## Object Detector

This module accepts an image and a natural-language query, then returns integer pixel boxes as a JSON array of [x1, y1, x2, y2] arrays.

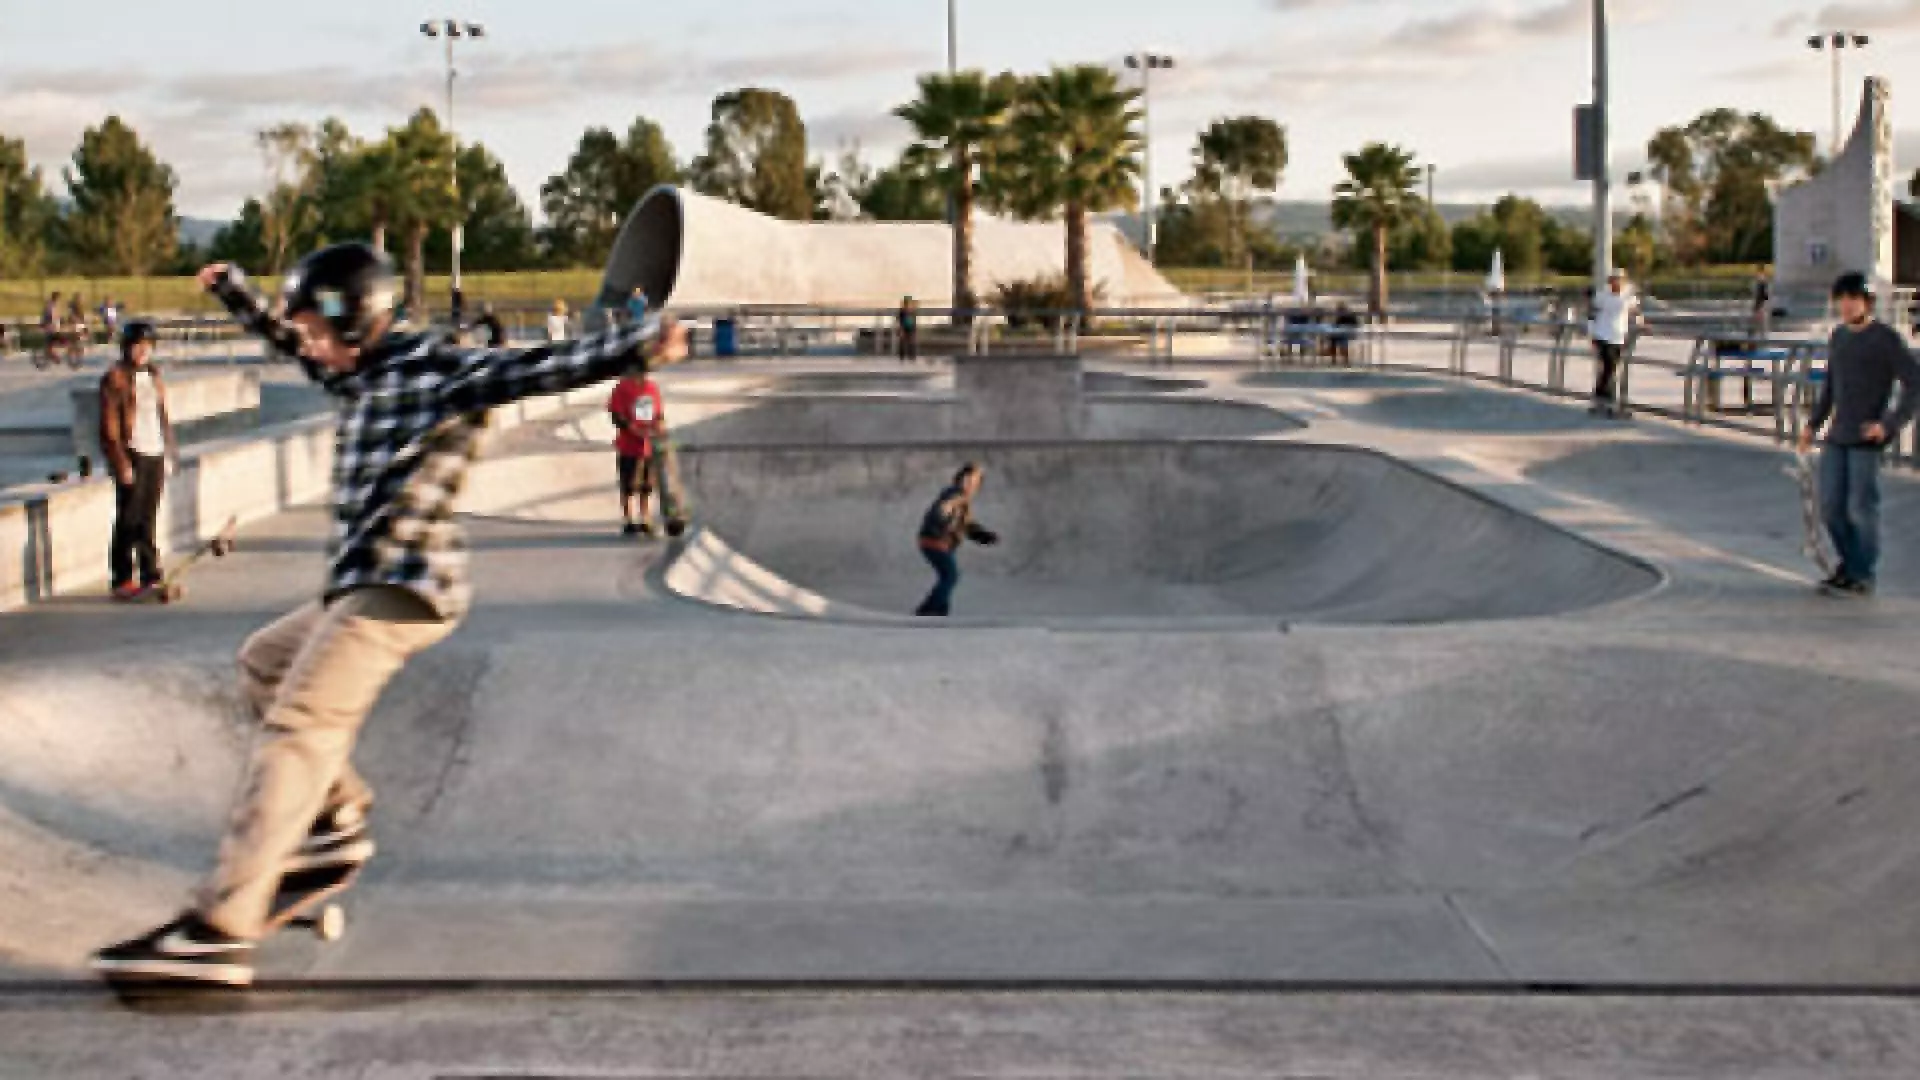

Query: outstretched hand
[[975, 529, 1001, 547], [196, 263, 231, 291]]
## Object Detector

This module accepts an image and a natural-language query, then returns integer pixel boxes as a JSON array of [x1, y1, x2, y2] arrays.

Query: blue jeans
[[916, 547, 959, 617], [1821, 445, 1883, 583]]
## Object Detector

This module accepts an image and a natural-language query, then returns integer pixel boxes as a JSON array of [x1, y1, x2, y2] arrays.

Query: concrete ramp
[[671, 443, 1656, 625]]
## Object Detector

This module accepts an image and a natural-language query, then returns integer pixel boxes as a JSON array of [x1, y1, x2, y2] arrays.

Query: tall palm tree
[[1006, 65, 1143, 313], [896, 71, 1017, 319], [1331, 143, 1422, 317]]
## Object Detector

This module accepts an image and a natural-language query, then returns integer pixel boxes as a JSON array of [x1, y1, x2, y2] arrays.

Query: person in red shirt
[[607, 359, 666, 536]]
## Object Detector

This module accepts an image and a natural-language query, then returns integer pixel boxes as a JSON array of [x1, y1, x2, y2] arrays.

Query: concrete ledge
[[70, 367, 262, 465], [0, 384, 601, 611]]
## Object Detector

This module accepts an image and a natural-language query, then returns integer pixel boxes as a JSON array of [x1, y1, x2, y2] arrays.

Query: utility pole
[[1590, 0, 1613, 294], [420, 18, 485, 321], [1124, 52, 1175, 263], [947, 0, 957, 74]]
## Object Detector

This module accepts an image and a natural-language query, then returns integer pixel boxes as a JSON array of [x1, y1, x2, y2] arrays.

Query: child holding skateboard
[[99, 321, 176, 601], [608, 357, 667, 536], [1797, 271, 1920, 597], [91, 243, 686, 986], [915, 463, 998, 617]]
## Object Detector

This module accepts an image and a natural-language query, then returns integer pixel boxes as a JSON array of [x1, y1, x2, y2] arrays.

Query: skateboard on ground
[[99, 864, 359, 995], [1789, 450, 1839, 580], [141, 515, 238, 604], [653, 434, 690, 538]]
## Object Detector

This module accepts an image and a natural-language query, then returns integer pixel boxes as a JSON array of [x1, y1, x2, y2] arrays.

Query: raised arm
[[200, 264, 332, 386], [431, 318, 685, 413]]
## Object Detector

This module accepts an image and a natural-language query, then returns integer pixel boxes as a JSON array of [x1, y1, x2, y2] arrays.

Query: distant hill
[[178, 216, 224, 249]]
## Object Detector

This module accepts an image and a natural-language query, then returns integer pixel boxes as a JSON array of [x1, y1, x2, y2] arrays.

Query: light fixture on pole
[[1807, 31, 1870, 159], [420, 18, 486, 321], [1124, 51, 1175, 264]]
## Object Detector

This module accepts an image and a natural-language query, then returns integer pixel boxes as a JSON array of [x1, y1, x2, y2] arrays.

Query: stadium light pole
[[1590, 0, 1613, 295], [1808, 31, 1870, 158], [420, 18, 485, 320], [1125, 52, 1175, 264]]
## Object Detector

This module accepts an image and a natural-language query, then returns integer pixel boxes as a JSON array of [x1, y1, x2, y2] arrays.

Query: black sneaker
[[1841, 578, 1877, 598], [1818, 571, 1850, 592], [91, 912, 254, 986], [287, 805, 376, 873], [622, 522, 642, 537]]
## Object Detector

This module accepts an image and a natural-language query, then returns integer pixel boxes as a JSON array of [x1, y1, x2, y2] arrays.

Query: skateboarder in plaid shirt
[[92, 243, 686, 986]]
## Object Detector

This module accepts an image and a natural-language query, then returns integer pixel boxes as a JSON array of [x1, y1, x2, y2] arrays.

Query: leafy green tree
[[60, 115, 178, 276], [998, 65, 1143, 312], [1614, 213, 1662, 277], [1331, 142, 1421, 315], [690, 88, 811, 220], [209, 198, 269, 267], [1541, 217, 1592, 276], [374, 108, 461, 311], [850, 150, 947, 222], [539, 118, 680, 266], [1191, 116, 1288, 269], [0, 134, 55, 276], [430, 143, 538, 272], [896, 70, 1019, 314], [1387, 202, 1451, 271], [1646, 109, 1816, 265], [256, 122, 319, 274]]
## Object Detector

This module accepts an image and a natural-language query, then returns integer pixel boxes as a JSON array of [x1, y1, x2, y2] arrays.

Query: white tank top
[[130, 370, 166, 456]]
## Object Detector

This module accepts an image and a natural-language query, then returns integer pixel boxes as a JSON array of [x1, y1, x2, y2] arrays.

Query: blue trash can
[[714, 317, 738, 358]]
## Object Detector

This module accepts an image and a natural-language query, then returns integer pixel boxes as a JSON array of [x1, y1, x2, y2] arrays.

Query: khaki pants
[[197, 587, 455, 938]]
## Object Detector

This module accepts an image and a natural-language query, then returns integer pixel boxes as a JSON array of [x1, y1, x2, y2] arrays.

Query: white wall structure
[[623, 187, 1184, 310], [1775, 77, 1898, 307]]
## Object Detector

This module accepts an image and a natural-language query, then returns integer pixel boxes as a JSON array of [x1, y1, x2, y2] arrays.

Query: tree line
[[0, 77, 1839, 316]]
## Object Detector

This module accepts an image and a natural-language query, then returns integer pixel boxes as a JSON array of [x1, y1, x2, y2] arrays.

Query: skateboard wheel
[[315, 904, 346, 942], [666, 519, 687, 538]]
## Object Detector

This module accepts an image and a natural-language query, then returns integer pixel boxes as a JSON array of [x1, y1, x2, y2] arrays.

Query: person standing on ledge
[[1798, 272, 1920, 597], [915, 463, 998, 617], [1588, 268, 1643, 417], [90, 243, 686, 987], [99, 320, 176, 601]]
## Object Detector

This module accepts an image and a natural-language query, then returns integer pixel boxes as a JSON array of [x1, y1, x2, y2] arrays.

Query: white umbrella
[[1486, 248, 1507, 294], [1291, 255, 1312, 306]]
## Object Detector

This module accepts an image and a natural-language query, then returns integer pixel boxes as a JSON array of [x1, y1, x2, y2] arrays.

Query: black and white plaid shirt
[[213, 269, 660, 620]]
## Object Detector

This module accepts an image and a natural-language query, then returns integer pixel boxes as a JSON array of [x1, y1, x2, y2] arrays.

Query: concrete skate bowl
[[1240, 370, 1446, 391], [663, 442, 1658, 626], [549, 394, 1304, 449]]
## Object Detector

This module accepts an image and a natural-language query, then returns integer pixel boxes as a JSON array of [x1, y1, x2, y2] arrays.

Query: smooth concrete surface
[[653, 442, 1657, 624], [9, 988, 1920, 1079], [613, 186, 1182, 309], [5, 358, 1920, 1071]]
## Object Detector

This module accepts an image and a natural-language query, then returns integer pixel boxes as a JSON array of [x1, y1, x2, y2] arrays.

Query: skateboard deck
[[265, 863, 359, 943], [654, 435, 690, 538], [143, 515, 238, 604], [584, 185, 681, 334], [1790, 450, 1839, 579]]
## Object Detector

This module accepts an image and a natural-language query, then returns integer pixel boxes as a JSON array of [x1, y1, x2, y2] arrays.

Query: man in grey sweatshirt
[[1798, 272, 1920, 595]]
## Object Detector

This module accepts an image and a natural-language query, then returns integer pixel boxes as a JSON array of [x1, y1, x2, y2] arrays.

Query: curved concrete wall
[[611, 186, 1184, 310]]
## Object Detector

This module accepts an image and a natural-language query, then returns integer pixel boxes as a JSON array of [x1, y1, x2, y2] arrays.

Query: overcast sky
[[1, 0, 1916, 222]]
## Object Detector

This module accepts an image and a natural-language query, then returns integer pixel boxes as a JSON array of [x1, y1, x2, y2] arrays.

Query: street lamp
[[420, 18, 486, 321], [1124, 51, 1175, 264], [1808, 31, 1870, 159]]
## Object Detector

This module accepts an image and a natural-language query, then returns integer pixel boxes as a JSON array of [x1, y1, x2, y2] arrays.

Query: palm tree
[[1004, 65, 1143, 313], [895, 71, 1017, 320], [1331, 143, 1422, 317]]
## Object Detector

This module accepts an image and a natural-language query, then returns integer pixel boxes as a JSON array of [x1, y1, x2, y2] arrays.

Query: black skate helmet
[[281, 242, 398, 346], [119, 320, 158, 359], [1831, 271, 1876, 300]]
